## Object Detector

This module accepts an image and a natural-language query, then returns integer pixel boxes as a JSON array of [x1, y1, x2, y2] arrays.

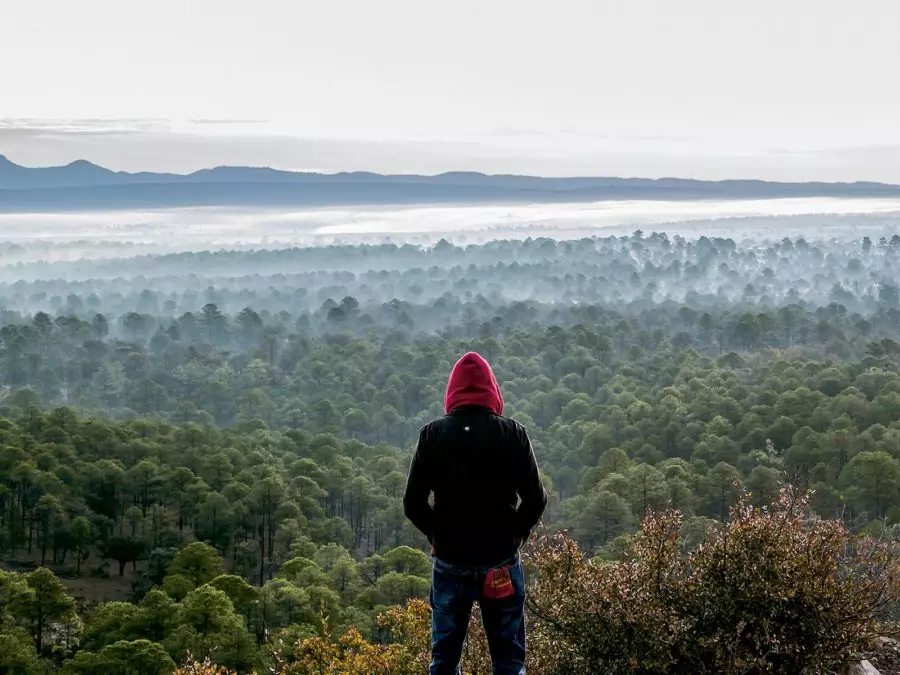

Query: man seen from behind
[[404, 352, 548, 675]]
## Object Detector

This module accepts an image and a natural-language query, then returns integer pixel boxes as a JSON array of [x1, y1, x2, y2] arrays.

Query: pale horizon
[[3, 0, 900, 183]]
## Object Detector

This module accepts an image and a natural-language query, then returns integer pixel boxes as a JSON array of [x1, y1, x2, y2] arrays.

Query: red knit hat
[[444, 352, 503, 415]]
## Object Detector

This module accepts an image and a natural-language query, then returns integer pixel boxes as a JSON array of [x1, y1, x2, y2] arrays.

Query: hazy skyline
[[3, 0, 900, 181]]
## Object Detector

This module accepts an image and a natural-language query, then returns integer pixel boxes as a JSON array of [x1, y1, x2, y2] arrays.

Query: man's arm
[[403, 427, 434, 543], [514, 425, 548, 539]]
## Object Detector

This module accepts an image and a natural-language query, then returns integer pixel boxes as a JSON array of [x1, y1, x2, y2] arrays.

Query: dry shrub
[[175, 656, 235, 674], [284, 599, 431, 674], [527, 486, 900, 674], [182, 487, 900, 675], [525, 511, 688, 674]]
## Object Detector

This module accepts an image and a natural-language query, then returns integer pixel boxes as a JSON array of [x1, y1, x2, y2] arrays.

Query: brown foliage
[[285, 599, 432, 675], [527, 486, 900, 674], [175, 656, 236, 675], [525, 512, 688, 673], [181, 487, 900, 675]]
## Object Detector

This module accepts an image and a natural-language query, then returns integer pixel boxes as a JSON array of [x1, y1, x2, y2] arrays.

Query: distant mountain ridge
[[2, 154, 900, 212]]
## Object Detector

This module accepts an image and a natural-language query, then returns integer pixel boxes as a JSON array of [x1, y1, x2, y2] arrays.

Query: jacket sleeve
[[513, 425, 548, 539], [403, 426, 434, 543]]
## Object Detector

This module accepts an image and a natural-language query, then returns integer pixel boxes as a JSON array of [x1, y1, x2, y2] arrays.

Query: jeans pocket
[[431, 562, 466, 614], [480, 558, 525, 609]]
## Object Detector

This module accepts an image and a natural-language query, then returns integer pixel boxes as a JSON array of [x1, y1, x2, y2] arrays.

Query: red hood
[[444, 352, 503, 415]]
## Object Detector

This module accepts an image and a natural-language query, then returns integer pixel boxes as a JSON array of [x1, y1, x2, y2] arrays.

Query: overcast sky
[[2, 0, 899, 181]]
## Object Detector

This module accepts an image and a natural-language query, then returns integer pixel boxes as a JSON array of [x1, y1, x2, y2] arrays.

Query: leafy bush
[[199, 487, 899, 675], [285, 599, 431, 674], [174, 658, 234, 675], [528, 486, 900, 674]]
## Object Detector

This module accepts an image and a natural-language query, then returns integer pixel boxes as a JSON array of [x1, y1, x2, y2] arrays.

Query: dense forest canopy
[[1, 228, 899, 672]]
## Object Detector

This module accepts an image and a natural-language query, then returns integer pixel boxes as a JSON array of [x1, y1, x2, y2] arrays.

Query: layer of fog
[[2, 198, 900, 264]]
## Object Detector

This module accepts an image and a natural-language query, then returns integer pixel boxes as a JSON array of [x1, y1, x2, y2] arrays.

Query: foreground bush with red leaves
[[527, 486, 900, 674], [180, 487, 900, 675]]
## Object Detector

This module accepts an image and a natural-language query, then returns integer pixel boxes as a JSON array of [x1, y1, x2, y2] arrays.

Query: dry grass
[[62, 573, 133, 603], [1, 556, 134, 603]]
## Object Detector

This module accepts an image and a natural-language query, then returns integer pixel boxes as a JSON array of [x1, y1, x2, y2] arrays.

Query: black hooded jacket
[[403, 353, 548, 567]]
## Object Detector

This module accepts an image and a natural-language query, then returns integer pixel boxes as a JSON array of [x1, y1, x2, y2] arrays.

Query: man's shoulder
[[491, 414, 527, 437], [419, 415, 453, 437], [419, 413, 525, 437], [499, 415, 527, 433]]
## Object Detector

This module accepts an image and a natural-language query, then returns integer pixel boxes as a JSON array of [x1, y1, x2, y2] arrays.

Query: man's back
[[406, 406, 546, 566]]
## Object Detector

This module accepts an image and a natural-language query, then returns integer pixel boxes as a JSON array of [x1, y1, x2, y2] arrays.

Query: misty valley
[[0, 218, 899, 673], [6, 0, 900, 670]]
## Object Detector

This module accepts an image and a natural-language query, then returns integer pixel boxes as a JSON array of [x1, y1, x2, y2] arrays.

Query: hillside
[[3, 154, 900, 211]]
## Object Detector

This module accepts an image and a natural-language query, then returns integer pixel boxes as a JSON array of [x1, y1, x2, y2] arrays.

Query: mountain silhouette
[[2, 154, 900, 212]]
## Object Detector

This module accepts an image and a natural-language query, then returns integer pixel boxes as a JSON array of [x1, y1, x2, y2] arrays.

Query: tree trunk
[[34, 611, 44, 654], [258, 521, 266, 587]]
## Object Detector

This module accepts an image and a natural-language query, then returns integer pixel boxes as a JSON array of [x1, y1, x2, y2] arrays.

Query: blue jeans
[[430, 554, 527, 675]]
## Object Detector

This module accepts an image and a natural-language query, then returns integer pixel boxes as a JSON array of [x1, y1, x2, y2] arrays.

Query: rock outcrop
[[868, 637, 900, 675]]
